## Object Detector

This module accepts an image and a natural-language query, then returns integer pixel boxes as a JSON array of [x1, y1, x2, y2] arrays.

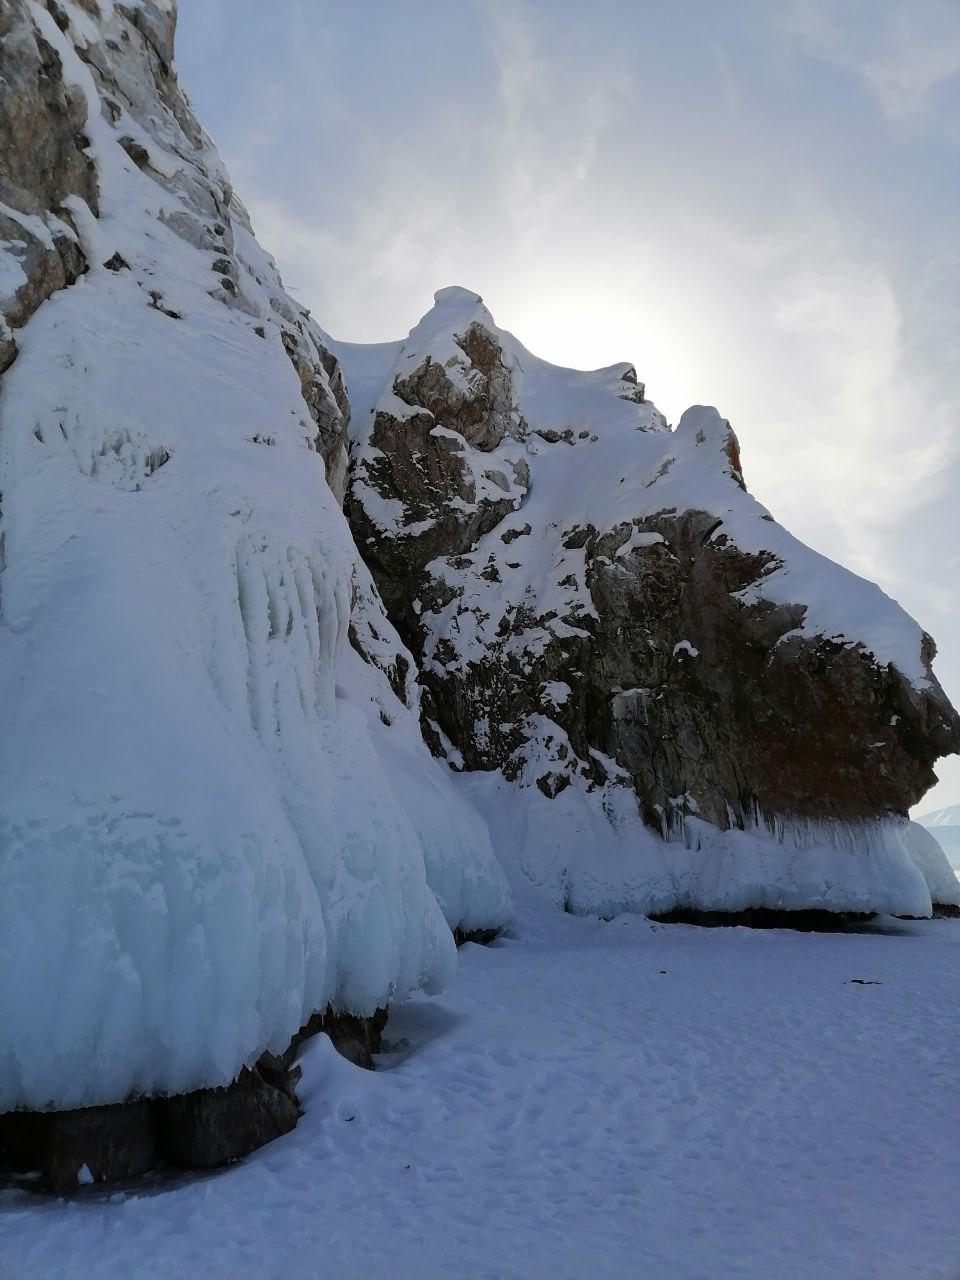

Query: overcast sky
[[176, 0, 960, 810]]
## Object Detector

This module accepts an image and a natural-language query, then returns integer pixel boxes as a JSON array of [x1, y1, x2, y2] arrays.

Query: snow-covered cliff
[[335, 287, 959, 920], [1, 0, 957, 1189], [0, 0, 510, 1118]]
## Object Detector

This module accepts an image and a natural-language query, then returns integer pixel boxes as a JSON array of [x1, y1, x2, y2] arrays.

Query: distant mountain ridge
[[917, 803, 960, 827]]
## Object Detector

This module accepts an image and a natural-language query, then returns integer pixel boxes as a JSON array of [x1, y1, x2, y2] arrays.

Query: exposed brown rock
[[346, 320, 527, 642], [347, 309, 960, 837], [0, 0, 99, 371], [0, 2, 99, 217], [266, 1006, 389, 1075], [0, 1098, 158, 1195], [585, 509, 959, 826], [156, 1068, 299, 1172], [0, 0, 350, 496]]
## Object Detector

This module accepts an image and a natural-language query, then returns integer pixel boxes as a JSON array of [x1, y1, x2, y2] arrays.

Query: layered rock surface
[[335, 287, 959, 916]]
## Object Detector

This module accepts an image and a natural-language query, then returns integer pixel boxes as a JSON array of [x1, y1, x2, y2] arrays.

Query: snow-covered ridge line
[[917, 802, 960, 828], [0, 2, 510, 1113], [340, 286, 932, 688]]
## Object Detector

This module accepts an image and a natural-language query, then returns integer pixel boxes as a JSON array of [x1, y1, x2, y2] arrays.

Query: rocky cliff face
[[0, 0, 94, 372], [335, 288, 959, 915], [0, 0, 350, 488]]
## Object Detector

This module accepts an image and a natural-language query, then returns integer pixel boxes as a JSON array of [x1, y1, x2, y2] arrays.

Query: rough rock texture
[[581, 510, 956, 828], [347, 313, 529, 638], [157, 1067, 299, 1172], [0, 1097, 158, 1195], [261, 1006, 389, 1075], [0, 0, 97, 370], [341, 288, 959, 839], [0, 0, 348, 489]]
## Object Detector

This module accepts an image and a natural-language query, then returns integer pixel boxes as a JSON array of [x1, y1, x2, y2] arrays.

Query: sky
[[175, 0, 960, 811]]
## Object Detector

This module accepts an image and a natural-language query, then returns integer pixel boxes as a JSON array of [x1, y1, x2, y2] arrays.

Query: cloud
[[781, 0, 960, 122], [479, 0, 630, 249]]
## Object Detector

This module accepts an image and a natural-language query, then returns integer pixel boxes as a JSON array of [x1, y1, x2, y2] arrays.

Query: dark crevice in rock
[[348, 620, 410, 704], [266, 1006, 388, 1075], [277, 324, 350, 499], [453, 926, 502, 947], [146, 288, 182, 319], [118, 134, 151, 169], [650, 907, 878, 932]]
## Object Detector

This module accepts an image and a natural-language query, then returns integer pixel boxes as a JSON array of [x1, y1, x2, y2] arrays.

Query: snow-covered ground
[[3, 907, 959, 1280]]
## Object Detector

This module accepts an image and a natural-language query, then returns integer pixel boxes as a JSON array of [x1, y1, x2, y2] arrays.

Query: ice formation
[[905, 823, 960, 909], [0, 1, 509, 1112]]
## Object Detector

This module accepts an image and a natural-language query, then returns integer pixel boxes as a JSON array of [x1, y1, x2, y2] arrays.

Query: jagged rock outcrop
[[0, 0, 348, 488], [0, 0, 95, 370], [0, 0, 511, 1183], [347, 288, 531, 640], [335, 287, 959, 916]]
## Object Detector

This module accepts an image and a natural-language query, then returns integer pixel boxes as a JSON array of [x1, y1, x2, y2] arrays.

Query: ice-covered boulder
[[915, 802, 960, 871], [0, 0, 510, 1149], [905, 823, 960, 913], [335, 287, 959, 920]]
